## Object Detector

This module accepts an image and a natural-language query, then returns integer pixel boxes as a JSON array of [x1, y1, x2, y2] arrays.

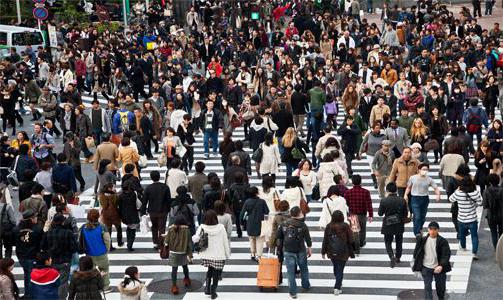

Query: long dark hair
[[98, 159, 111, 175], [0, 258, 19, 297], [121, 266, 141, 288]]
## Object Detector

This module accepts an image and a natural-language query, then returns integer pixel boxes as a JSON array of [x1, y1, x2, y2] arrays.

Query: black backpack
[[282, 224, 303, 252], [230, 183, 249, 209], [329, 232, 347, 256], [175, 202, 195, 225]]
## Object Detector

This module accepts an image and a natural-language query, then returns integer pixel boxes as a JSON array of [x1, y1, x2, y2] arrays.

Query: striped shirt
[[449, 190, 482, 223]]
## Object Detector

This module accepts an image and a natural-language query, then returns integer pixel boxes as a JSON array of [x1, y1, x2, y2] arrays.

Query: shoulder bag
[[6, 156, 20, 187], [252, 143, 263, 162], [160, 234, 170, 259], [299, 187, 310, 215]]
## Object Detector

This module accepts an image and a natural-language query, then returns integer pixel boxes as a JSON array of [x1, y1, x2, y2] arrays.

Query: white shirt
[[423, 237, 438, 268]]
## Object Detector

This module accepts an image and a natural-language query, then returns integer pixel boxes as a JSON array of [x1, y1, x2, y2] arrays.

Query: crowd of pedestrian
[[0, 0, 503, 299]]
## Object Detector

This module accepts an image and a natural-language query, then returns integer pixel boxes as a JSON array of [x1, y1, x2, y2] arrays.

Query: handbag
[[160, 235, 170, 259], [252, 144, 263, 162], [6, 156, 19, 187], [85, 136, 96, 149], [194, 228, 208, 252], [312, 184, 320, 200], [424, 139, 439, 152], [383, 214, 401, 226], [230, 114, 242, 128], [348, 214, 361, 232], [138, 155, 148, 168], [273, 190, 281, 211], [157, 152, 167, 167], [299, 187, 310, 214], [291, 147, 306, 160]]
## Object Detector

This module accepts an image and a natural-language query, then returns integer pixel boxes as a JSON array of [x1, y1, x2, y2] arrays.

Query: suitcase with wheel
[[257, 255, 280, 291]]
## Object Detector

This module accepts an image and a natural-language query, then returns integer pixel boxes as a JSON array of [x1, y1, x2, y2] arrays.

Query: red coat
[[75, 59, 86, 77]]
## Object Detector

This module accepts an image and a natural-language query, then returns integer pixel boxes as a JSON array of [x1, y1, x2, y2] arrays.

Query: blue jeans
[[411, 195, 430, 235], [19, 259, 34, 297], [203, 130, 218, 155], [284, 251, 310, 296], [421, 267, 446, 300], [331, 259, 346, 289], [458, 221, 479, 254]]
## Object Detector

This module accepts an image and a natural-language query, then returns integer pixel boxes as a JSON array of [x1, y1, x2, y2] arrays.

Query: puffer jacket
[[165, 225, 193, 257], [388, 157, 420, 188], [68, 269, 104, 300], [193, 224, 231, 260], [99, 192, 121, 226], [118, 279, 148, 300]]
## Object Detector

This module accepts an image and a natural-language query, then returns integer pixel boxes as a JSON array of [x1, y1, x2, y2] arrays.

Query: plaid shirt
[[344, 185, 373, 217]]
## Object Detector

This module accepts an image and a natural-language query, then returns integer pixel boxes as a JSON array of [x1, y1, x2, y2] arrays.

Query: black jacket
[[201, 108, 224, 132], [41, 224, 79, 264], [277, 218, 312, 255], [223, 165, 249, 189], [141, 182, 171, 215], [272, 110, 294, 137], [483, 186, 503, 226], [240, 196, 269, 237], [13, 221, 43, 260], [118, 191, 140, 225], [412, 234, 452, 273], [378, 194, 408, 235], [291, 92, 309, 115], [321, 221, 354, 261], [337, 123, 362, 153], [68, 269, 104, 300]]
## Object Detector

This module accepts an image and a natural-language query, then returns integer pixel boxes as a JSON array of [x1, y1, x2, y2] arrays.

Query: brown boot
[[171, 284, 179, 295], [183, 277, 191, 287]]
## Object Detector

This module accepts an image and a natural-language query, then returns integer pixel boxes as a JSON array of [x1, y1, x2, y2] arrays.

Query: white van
[[0, 25, 45, 59]]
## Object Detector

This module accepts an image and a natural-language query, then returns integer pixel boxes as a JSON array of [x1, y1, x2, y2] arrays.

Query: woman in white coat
[[259, 132, 282, 180], [317, 153, 347, 198], [258, 175, 280, 214], [280, 176, 305, 209], [193, 210, 231, 299], [318, 186, 349, 228]]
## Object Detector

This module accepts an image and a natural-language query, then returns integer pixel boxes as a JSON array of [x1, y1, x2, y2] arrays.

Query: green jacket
[[165, 225, 193, 257], [308, 87, 326, 111], [398, 116, 414, 135]]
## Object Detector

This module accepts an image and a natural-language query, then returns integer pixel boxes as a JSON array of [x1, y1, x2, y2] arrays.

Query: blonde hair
[[282, 127, 296, 148], [410, 118, 427, 139]]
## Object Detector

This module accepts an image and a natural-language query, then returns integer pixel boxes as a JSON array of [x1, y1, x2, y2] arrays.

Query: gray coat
[[384, 127, 410, 152], [240, 197, 269, 237], [372, 149, 395, 176]]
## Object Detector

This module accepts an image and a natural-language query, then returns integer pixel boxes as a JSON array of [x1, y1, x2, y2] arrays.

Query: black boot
[[204, 277, 211, 295], [211, 270, 219, 299], [126, 228, 136, 251], [371, 174, 378, 189]]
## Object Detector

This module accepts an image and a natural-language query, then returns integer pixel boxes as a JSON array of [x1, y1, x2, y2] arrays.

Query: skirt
[[168, 252, 189, 267], [201, 259, 225, 270]]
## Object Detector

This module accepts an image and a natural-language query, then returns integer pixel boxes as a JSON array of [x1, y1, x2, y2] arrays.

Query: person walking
[[68, 256, 105, 299], [51, 153, 77, 200], [141, 171, 171, 250], [240, 187, 269, 261], [98, 183, 123, 250], [405, 163, 441, 235], [276, 206, 312, 299], [0, 198, 15, 259], [169, 186, 199, 234], [228, 173, 250, 238], [12, 209, 43, 298], [483, 174, 503, 249], [63, 132, 86, 192], [344, 175, 373, 248], [78, 209, 111, 292], [268, 200, 290, 285], [293, 160, 317, 203], [118, 184, 141, 252], [359, 122, 386, 189], [449, 176, 483, 259], [389, 147, 420, 197], [40, 213, 79, 299], [19, 183, 48, 228], [412, 221, 452, 300], [0, 258, 19, 299], [193, 210, 231, 299], [321, 210, 355, 296], [118, 266, 148, 300], [372, 140, 396, 199], [337, 116, 361, 177], [318, 186, 349, 228], [258, 132, 282, 181], [30, 252, 60, 300], [165, 215, 193, 295], [378, 182, 408, 268], [281, 127, 309, 176], [166, 158, 188, 199]]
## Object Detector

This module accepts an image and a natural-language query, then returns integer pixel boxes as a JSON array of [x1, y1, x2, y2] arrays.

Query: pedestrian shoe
[[290, 294, 298, 299], [390, 257, 396, 268], [458, 245, 468, 253], [103, 287, 112, 294], [472, 254, 479, 260], [171, 285, 179, 295], [183, 277, 192, 287], [204, 278, 211, 295], [334, 289, 341, 295], [395, 257, 401, 264]]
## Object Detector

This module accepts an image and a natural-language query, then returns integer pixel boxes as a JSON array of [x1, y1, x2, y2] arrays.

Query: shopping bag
[[140, 215, 151, 234], [138, 155, 148, 168]]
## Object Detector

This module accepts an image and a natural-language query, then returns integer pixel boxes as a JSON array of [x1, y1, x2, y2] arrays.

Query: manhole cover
[[397, 289, 445, 300], [148, 279, 203, 294]]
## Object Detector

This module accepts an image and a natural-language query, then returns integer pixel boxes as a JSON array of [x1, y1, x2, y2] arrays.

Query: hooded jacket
[[30, 265, 60, 300], [193, 224, 231, 260], [118, 278, 148, 300], [68, 269, 104, 300]]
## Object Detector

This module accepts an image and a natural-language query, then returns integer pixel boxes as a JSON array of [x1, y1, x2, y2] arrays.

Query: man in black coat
[[290, 85, 309, 138], [134, 108, 154, 159], [228, 140, 252, 175], [141, 171, 171, 250], [223, 155, 249, 189], [378, 182, 408, 268], [412, 221, 452, 300], [359, 88, 377, 126], [337, 116, 361, 177], [272, 102, 295, 138]]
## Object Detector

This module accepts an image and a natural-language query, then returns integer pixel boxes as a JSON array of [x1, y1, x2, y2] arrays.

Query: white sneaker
[[473, 253, 479, 260], [334, 289, 340, 295]]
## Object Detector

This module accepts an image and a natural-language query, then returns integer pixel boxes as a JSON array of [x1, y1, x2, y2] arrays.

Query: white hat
[[411, 143, 422, 150]]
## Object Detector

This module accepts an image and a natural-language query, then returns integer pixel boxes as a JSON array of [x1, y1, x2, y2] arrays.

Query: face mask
[[420, 170, 428, 176]]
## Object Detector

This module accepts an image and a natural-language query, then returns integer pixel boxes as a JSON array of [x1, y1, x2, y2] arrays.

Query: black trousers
[[171, 265, 189, 282], [150, 213, 167, 246], [2, 113, 16, 135], [142, 134, 153, 158], [126, 227, 136, 250], [182, 146, 194, 172], [73, 165, 86, 191], [384, 233, 403, 259], [344, 151, 355, 176], [206, 266, 221, 293]]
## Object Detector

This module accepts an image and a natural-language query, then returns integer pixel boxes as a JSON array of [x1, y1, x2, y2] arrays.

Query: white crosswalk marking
[[19, 92, 494, 299]]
